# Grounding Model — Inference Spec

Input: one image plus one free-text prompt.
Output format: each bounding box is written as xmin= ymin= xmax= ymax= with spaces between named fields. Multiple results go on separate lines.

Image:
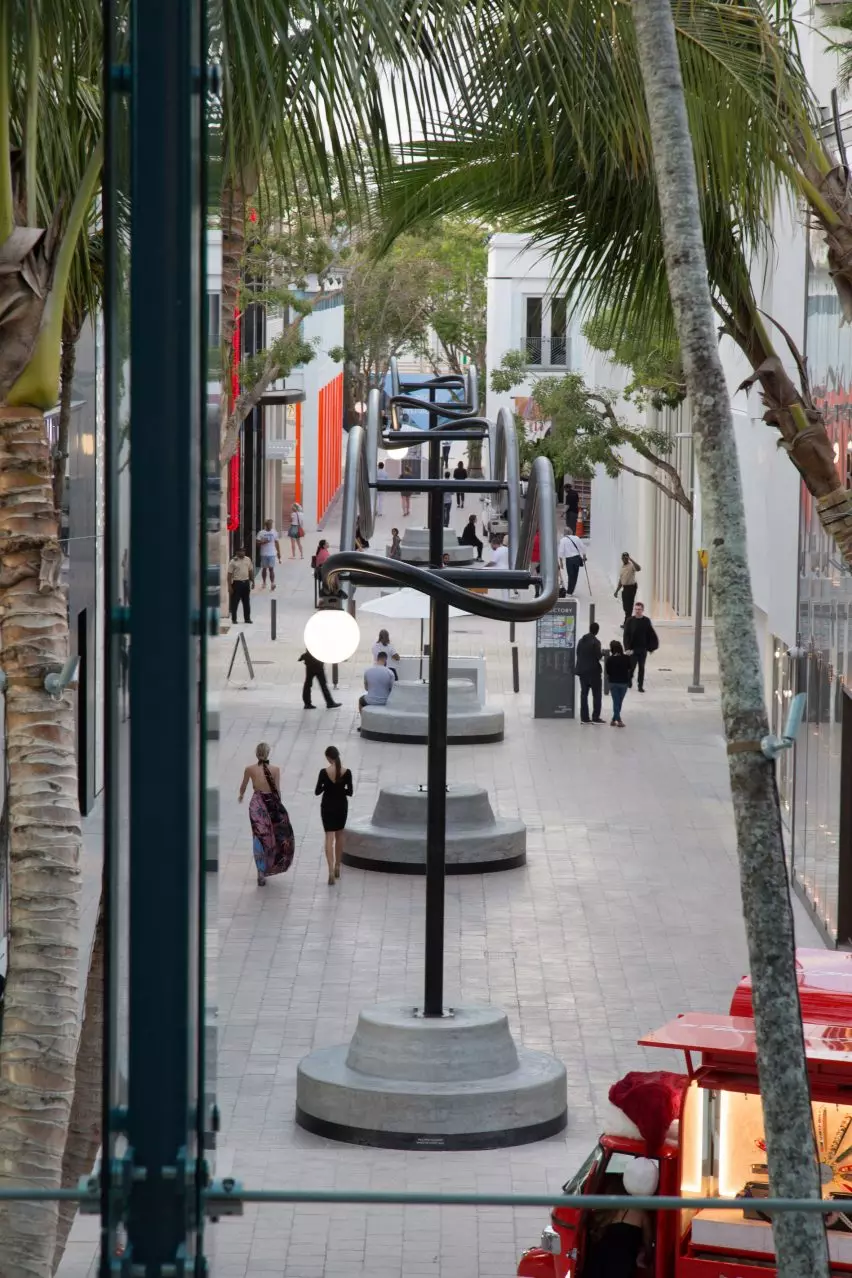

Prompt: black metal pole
xmin=688 ymin=553 xmax=706 ymax=694
xmin=424 ymin=596 xmax=449 ymax=1016
xmin=270 ymin=597 xmax=277 ymax=640
xmin=425 ymin=382 xmax=447 ymax=1016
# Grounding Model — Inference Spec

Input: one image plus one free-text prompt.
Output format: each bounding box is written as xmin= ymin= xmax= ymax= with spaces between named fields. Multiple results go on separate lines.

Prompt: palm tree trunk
xmin=221 ymin=176 xmax=246 ymax=384
xmin=53 ymin=334 xmax=76 ymax=513
xmin=631 ymin=3 xmax=829 ymax=1276
xmin=52 ymin=900 xmax=103 ymax=1275
xmin=0 ymin=407 xmax=81 ymax=1278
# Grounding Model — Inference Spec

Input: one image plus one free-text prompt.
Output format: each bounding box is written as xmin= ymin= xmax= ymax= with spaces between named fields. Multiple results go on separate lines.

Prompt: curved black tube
xmin=323 ymin=455 xmax=558 ymax=623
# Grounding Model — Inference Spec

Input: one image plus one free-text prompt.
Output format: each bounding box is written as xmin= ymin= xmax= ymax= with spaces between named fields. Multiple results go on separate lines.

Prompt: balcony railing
xmin=524 ymin=336 xmax=568 ymax=367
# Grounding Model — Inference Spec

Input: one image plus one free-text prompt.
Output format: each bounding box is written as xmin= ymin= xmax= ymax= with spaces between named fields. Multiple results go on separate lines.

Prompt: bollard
xmin=332 ymin=663 xmax=339 ymax=689
xmin=688 ymin=552 xmax=707 ymax=693
xmin=512 ymin=645 xmax=519 ymax=693
xmin=589 ymin=603 xmax=595 ymax=629
xmin=270 ymin=598 xmax=277 ymax=641
xmin=510 ymin=620 xmax=516 ymax=644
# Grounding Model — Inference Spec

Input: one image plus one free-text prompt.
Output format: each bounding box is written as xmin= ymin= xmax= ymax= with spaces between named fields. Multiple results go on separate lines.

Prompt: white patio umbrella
xmin=359 ymin=588 xmax=469 ymax=678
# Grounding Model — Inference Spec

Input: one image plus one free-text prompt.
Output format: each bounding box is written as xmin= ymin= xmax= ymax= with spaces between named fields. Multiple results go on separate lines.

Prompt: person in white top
xmin=371 ymin=629 xmax=400 ymax=679
xmin=557 ymin=531 xmax=586 ymax=595
xmin=287 ymin=502 xmax=305 ymax=559
xmin=256 ymin=519 xmax=281 ymax=589
xmin=485 ymin=536 xmax=517 ymax=599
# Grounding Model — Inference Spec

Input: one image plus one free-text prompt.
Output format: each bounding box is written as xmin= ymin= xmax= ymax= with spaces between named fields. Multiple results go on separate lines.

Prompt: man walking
xmin=299 ymin=650 xmax=342 ymax=709
xmin=575 ymin=621 xmax=604 ymax=724
xmin=453 ymin=459 xmax=468 ymax=507
xmin=256 ymin=519 xmax=281 ymax=590
xmin=564 ymin=482 xmax=580 ymax=532
xmin=558 ymin=529 xmax=586 ymax=595
xmin=614 ymin=551 xmax=641 ymax=626
xmin=442 ymin=472 xmax=453 ymax=527
xmin=441 ymin=439 xmax=451 ymax=469
xmin=227 ymin=545 xmax=254 ymax=624
xmin=624 ymin=601 xmax=658 ymax=693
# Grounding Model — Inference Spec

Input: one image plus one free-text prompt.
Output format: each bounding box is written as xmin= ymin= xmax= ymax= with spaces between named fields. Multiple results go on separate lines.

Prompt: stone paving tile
xmin=58 ymin=487 xmax=822 ymax=1278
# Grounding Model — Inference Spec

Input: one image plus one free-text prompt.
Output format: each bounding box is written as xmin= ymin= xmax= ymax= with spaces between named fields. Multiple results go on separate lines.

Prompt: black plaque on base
xmin=533 ymin=598 xmax=577 ymax=718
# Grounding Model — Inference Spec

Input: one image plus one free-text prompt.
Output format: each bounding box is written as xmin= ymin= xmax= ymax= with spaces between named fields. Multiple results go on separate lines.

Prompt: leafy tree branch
xmin=491 ymin=352 xmax=693 ymax=514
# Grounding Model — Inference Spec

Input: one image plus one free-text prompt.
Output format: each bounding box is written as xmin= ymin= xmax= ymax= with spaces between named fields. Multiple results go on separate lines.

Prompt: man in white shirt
xmin=358 ymin=652 xmax=396 ymax=716
xmin=485 ymin=536 xmax=517 ymax=599
xmin=256 ymin=519 xmax=281 ymax=590
xmin=558 ymin=531 xmax=586 ymax=595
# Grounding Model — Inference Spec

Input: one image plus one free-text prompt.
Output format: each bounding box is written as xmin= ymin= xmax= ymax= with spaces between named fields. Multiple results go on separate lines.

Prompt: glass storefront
xmin=792 ymin=224 xmax=852 ymax=944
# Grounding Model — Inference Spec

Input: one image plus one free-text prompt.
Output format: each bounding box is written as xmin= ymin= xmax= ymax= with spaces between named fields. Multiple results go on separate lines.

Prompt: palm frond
xmin=376 ymin=0 xmax=818 ymax=349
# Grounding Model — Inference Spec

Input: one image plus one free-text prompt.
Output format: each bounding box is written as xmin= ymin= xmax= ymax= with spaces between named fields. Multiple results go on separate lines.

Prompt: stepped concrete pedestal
xmin=296 ymin=1002 xmax=568 ymax=1150
xmin=361 ymin=679 xmax=504 ymax=744
xmin=387 ymin=526 xmax=474 ymax=564
xmin=344 ymin=784 xmax=526 ymax=874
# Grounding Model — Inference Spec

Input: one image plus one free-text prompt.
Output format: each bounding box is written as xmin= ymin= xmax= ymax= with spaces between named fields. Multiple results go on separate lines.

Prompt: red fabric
xmin=532 ymin=532 xmax=540 ymax=563
xmin=608 ymin=1071 xmax=690 ymax=1154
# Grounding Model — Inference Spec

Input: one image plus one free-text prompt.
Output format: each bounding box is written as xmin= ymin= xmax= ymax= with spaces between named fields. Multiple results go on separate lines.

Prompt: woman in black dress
xmin=315 ymin=745 xmax=353 ymax=885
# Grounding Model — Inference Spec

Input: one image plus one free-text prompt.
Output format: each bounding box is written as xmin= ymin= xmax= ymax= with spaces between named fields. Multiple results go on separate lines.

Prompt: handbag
xmin=647 ymin=625 xmax=660 ymax=653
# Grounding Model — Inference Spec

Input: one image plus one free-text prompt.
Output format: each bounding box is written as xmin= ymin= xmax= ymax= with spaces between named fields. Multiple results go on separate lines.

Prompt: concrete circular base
xmin=296 ymin=1003 xmax=567 ymax=1150
xmin=361 ymin=680 xmax=504 ymax=745
xmin=387 ymin=526 xmax=475 ymax=565
xmin=344 ymin=784 xmax=526 ymax=874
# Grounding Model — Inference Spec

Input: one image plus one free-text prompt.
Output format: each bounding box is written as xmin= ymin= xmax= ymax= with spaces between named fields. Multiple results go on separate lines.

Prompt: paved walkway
xmin=59 ymin=483 xmax=821 ymax=1278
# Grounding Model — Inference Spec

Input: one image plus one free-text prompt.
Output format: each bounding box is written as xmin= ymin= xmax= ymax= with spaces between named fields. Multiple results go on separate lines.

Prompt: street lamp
xmin=304 ymin=609 xmax=360 ymax=664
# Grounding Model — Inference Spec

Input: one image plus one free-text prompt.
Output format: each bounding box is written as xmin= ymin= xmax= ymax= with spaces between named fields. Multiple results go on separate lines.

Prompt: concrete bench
xmin=386 ymin=526 xmax=475 ymax=565
xmin=360 ymin=678 xmax=504 ymax=744
xmin=344 ymin=784 xmax=526 ymax=874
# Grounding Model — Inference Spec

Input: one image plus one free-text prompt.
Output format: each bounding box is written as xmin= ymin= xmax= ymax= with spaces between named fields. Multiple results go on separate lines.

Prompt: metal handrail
xmin=490 ymin=406 xmax=521 ymax=566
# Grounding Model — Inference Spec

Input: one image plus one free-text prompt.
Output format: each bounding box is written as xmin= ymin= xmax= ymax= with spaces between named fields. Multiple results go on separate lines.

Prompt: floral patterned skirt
xmin=249 ymin=790 xmax=295 ymax=876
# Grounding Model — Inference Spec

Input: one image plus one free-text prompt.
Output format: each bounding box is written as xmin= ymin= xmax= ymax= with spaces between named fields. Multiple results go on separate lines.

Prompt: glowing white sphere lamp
xmin=304 ymin=609 xmax=360 ymax=664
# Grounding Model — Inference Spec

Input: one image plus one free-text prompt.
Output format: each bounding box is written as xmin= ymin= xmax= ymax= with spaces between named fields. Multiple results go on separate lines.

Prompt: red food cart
xmin=519 ymin=950 xmax=852 ymax=1278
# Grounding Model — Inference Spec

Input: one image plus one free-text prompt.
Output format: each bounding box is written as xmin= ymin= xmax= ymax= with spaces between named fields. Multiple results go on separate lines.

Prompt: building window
xmin=525 ymin=297 xmax=543 ymax=365
xmin=551 ymin=297 xmax=567 ymax=366
xmin=523 ymin=296 xmax=569 ymax=367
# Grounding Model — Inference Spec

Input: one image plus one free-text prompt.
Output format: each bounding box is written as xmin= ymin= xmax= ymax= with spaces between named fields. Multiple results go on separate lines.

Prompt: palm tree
xmin=0 ymin=4 xmax=102 ymax=1275
xmin=631 ymin=0 xmax=828 ymax=1269
xmin=380 ymin=0 xmax=852 ymax=568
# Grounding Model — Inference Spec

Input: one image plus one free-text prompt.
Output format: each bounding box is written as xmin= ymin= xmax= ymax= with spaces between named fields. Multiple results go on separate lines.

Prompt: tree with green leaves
xmin=491 ymin=350 xmax=692 ymax=513
xmin=335 ymin=231 xmax=440 ymax=421
xmin=379 ymin=0 xmax=852 ymax=572
xmin=582 ymin=309 xmax=685 ymax=412
xmin=219 ymin=191 xmax=340 ymax=464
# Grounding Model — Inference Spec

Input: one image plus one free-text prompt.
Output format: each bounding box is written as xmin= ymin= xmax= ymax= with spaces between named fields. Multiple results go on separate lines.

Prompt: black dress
xmin=315 ymin=768 xmax=353 ymax=832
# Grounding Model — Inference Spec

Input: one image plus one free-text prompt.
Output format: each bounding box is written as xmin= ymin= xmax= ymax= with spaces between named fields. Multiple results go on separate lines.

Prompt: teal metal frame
xmin=103 ymin=0 xmax=207 ymax=1269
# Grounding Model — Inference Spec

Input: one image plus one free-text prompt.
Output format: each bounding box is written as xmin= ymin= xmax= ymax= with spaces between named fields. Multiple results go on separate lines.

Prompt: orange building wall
xmin=316 ymin=373 xmax=344 ymax=524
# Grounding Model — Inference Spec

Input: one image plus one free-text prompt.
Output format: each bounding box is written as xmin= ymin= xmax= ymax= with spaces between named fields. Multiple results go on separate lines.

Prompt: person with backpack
xmin=623 ymin=602 xmax=659 ymax=693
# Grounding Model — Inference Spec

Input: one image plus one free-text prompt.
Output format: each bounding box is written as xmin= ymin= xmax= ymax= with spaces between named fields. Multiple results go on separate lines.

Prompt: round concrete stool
xmin=360 ymin=679 xmax=504 ymax=744
xmin=344 ymin=784 xmax=526 ymax=874
xmin=386 ymin=526 xmax=475 ymax=565
xmin=296 ymin=1002 xmax=567 ymax=1150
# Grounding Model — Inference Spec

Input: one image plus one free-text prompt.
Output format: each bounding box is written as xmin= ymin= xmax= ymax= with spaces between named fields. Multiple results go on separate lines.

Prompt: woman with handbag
xmin=287 ymin=502 xmax=305 ymax=559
